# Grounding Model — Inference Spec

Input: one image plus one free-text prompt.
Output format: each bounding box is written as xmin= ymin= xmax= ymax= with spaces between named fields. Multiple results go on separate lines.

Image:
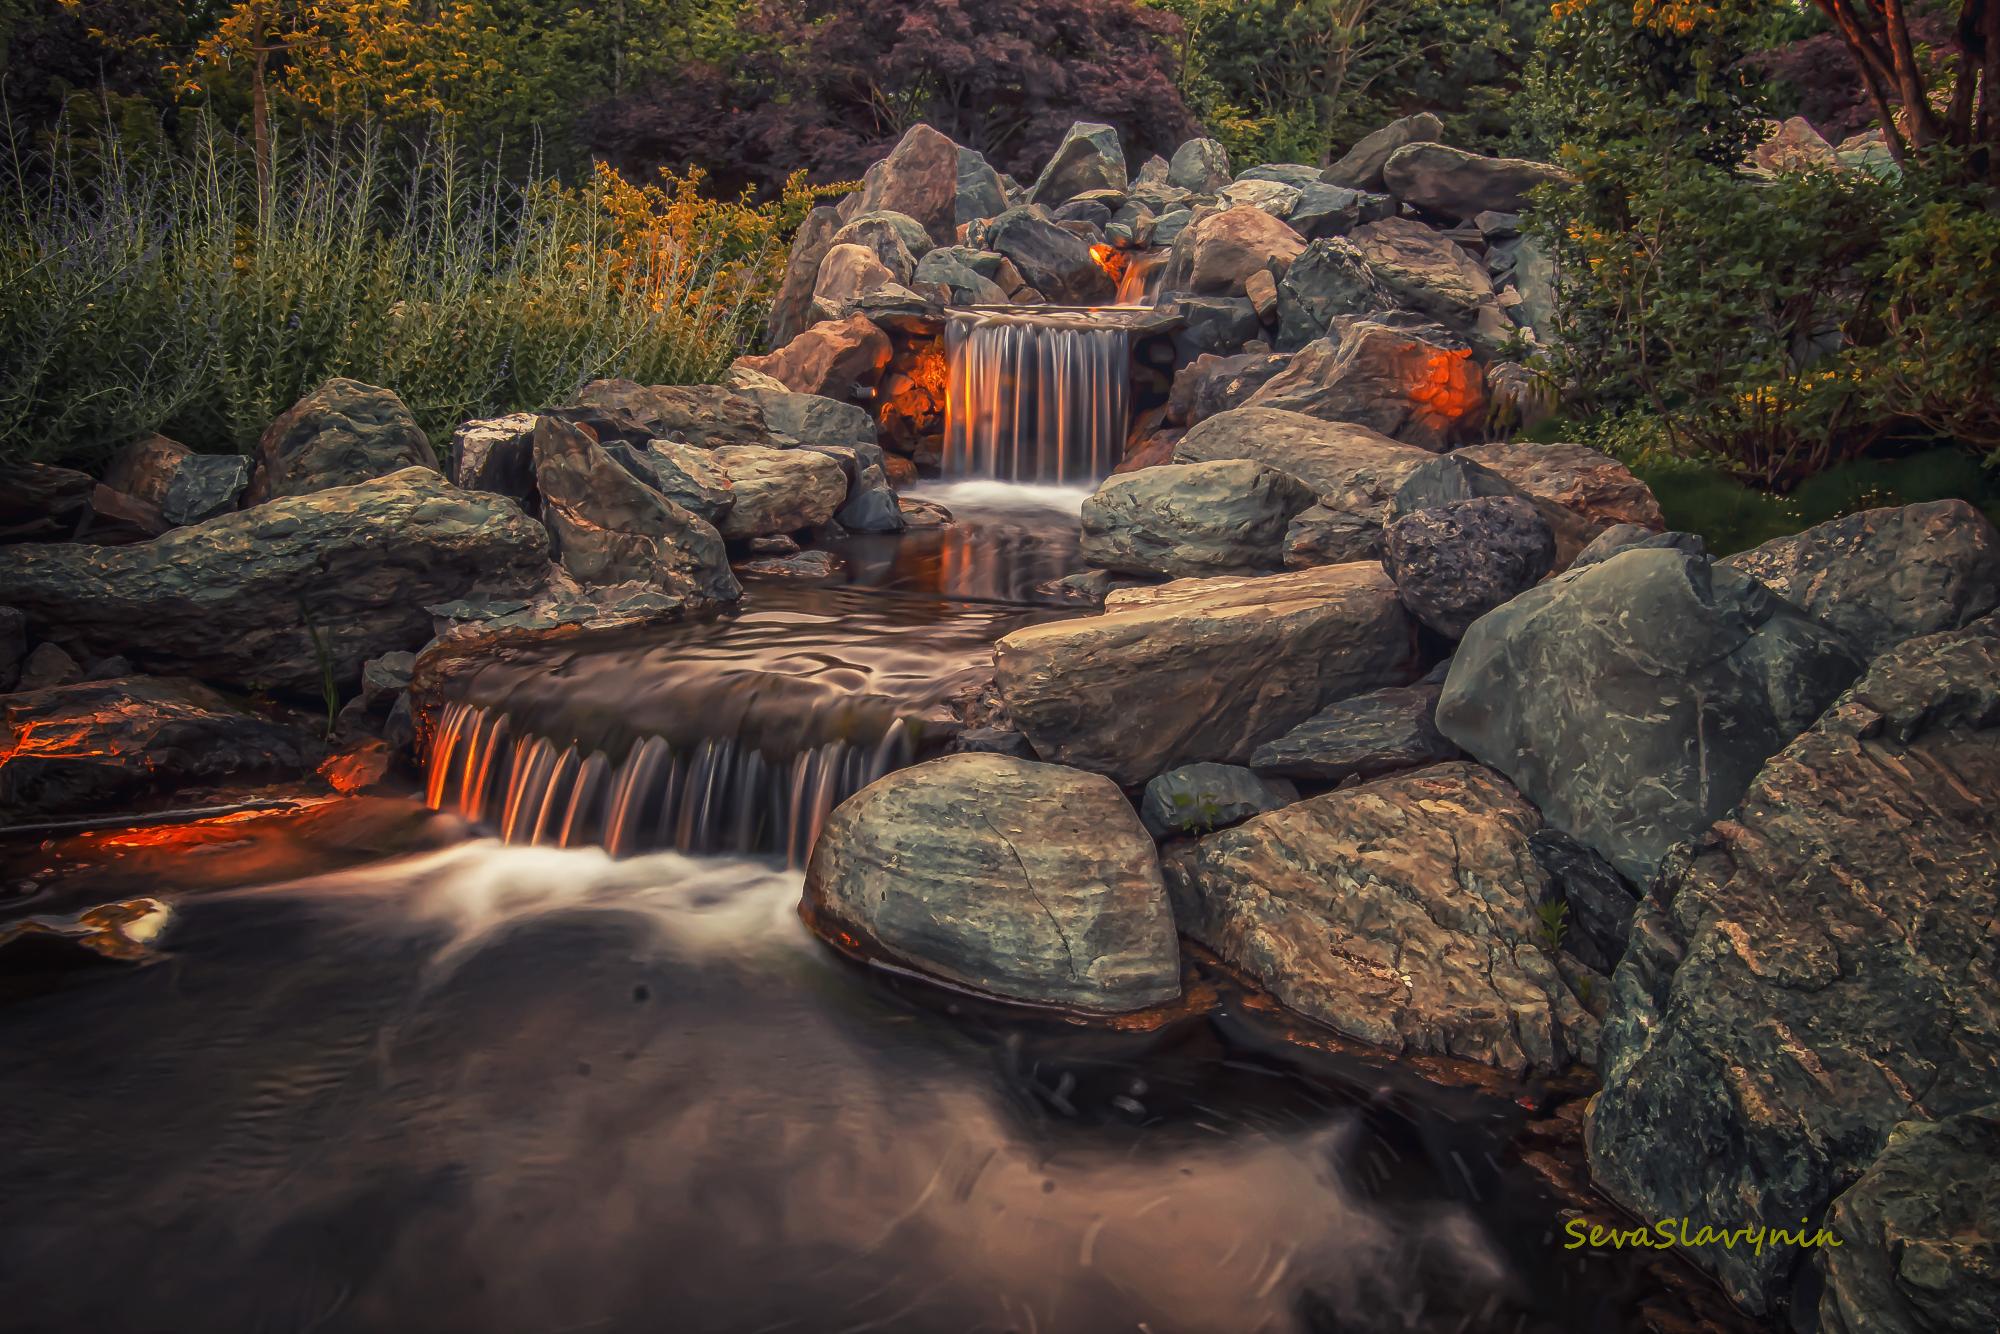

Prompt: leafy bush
xmin=0 ymin=117 xmax=810 ymax=470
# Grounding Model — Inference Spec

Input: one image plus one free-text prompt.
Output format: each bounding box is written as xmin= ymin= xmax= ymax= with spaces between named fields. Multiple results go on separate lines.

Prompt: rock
xmin=830 ymin=210 xmax=931 ymax=273
xmin=1437 ymin=548 xmax=1866 ymax=884
xmin=1388 ymin=452 xmax=1518 ymax=518
xmin=740 ymin=550 xmax=843 ymax=579
xmin=1149 ymin=207 xmax=1195 ymax=247
xmin=0 ymin=469 xmax=548 ymax=695
xmin=0 ymin=606 xmax=23 ymax=691
xmin=1348 ymin=217 xmax=1499 ymax=335
xmin=1172 ymin=406 xmax=1434 ymax=510
xmin=913 ymin=247 xmax=1010 ymax=305
xmin=1244 ymin=268 xmax=1279 ymax=324
xmin=1383 ymin=496 xmax=1556 ymax=639
xmin=161 ymin=454 xmax=250 ymax=526
xmin=1571 ymin=523 xmax=1707 ymax=568
xmin=711 ymin=446 xmax=847 ymax=538
xmin=1218 ymin=178 xmax=1301 ymax=218
xmin=1833 ymin=127 xmax=1899 ymax=179
xmin=1821 ymin=1107 xmax=2000 ymax=1334
xmin=0 ymin=676 xmax=315 ymax=816
xmin=246 ymin=377 xmax=440 ymax=503
xmin=1079 ymin=460 xmax=1317 ymax=578
xmin=533 ymin=417 xmax=738 ymax=602
xmin=1721 ymin=500 xmax=2000 ymax=661
xmin=569 ymin=380 xmax=777 ymax=449
xmin=1484 ymin=360 xmax=1559 ymax=437
xmin=1166 ymin=297 xmax=1263 ymax=361
xmin=994 ymin=562 xmax=1419 ymax=785
xmin=0 ymin=897 xmax=172 ymax=974
xmin=834 ymin=464 xmax=905 ymax=534
xmin=1167 ymin=138 xmax=1232 ymax=193
xmin=1276 ymin=238 xmax=1399 ymax=351
xmin=803 ymin=753 xmax=1180 ymax=1012
xmin=850 ymin=125 xmax=996 ymax=246
xmin=1749 ymin=115 xmax=1840 ymax=174
xmin=1525 ymin=828 xmax=1638 ymax=976
xmin=1245 ymin=320 xmax=1488 ymax=451
xmin=450 ymin=412 xmax=540 ymax=502
xmin=738 ymin=389 xmax=877 ymax=449
xmin=17 ymin=641 xmax=83 ymax=691
xmin=732 ymin=314 xmax=893 ymax=400
xmin=635 ymin=440 xmax=737 ymax=525
xmin=1586 ymin=615 xmax=2000 ymax=1314
xmin=1163 ymin=206 xmax=1306 ymax=298
xmin=812 ymin=242 xmax=899 ymax=310
xmin=1163 ymin=761 xmax=1596 ymax=1073
xmin=955 ymin=147 xmax=1009 ymax=225
xmin=1028 ymin=121 xmax=1128 ymax=207
xmin=1249 ymin=682 xmax=1458 ymax=782
xmin=1051 ymin=199 xmax=1113 ymax=231
xmin=984 ymin=207 xmax=1116 ymax=305
xmin=1140 ymin=762 xmax=1297 ymax=838
xmin=948 ymin=726 xmax=1036 ymax=759
xmin=768 ymin=205 xmax=843 ymax=348
xmin=1287 ymin=183 xmax=1395 ymax=240
xmin=1381 ymin=143 xmax=1567 ymax=219
xmin=1165 ymin=352 xmax=1292 ymax=428
xmin=0 ymin=462 xmax=94 ymax=540
xmin=1453 ymin=441 xmax=1667 ymax=534
xmin=1283 ymin=504 xmax=1384 ymax=568
xmin=102 ymin=433 xmax=192 ymax=508
xmin=1323 ymin=112 xmax=1445 ymax=191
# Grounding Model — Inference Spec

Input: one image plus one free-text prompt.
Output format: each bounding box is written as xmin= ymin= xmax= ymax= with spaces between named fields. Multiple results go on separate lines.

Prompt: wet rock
xmin=803 ymin=752 xmax=1180 ymax=1012
xmin=450 ymin=412 xmax=540 ymax=502
xmin=1383 ymin=496 xmax=1556 ymax=639
xmin=1246 ymin=320 xmax=1488 ymax=451
xmin=1275 ymin=238 xmax=1399 ymax=352
xmin=1173 ymin=405 xmax=1435 ymax=510
xmin=1571 ymin=523 xmax=1707 ymax=568
xmin=570 ymin=379 xmax=778 ymax=449
xmin=1721 ymin=500 xmax=2000 ymax=660
xmin=711 ymin=446 xmax=847 ymax=538
xmin=0 ymin=469 xmax=548 ymax=695
xmin=1249 ymin=682 xmax=1457 ymax=782
xmin=1821 ymin=1107 xmax=2000 ymax=1334
xmin=984 ymin=207 xmax=1116 ymax=305
xmin=1140 ymin=762 xmax=1296 ymax=838
xmin=1167 ymin=138 xmax=1232 ymax=193
xmin=1323 ymin=112 xmax=1445 ymax=192
xmin=0 ymin=606 xmax=23 ymax=691
xmin=1381 ymin=143 xmax=1567 ymax=219
xmin=834 ymin=464 xmax=904 ymax=534
xmin=731 ymin=314 xmax=894 ymax=402
xmin=0 ymin=897 xmax=173 ymax=975
xmin=1348 ymin=217 xmax=1500 ymax=337
xmin=1453 ymin=441 xmax=1667 ymax=535
xmin=739 ymin=550 xmax=844 ymax=579
xmin=16 ymin=642 xmax=83 ymax=691
xmin=994 ymin=562 xmax=1419 ymax=786
xmin=247 ymin=377 xmax=440 ymax=503
xmin=1163 ymin=205 xmax=1306 ymax=298
xmin=1080 ymin=460 xmax=1317 ymax=578
xmin=1438 ymin=548 xmax=1866 ymax=884
xmin=0 ymin=676 xmax=316 ymax=816
xmin=767 ymin=205 xmax=843 ymax=349
xmin=898 ymin=496 xmax=953 ymax=528
xmin=1282 ymin=504 xmax=1384 ymax=568
xmin=1163 ymin=761 xmax=1596 ymax=1073
xmin=1166 ymin=352 xmax=1293 ymax=428
xmin=948 ymin=725 xmax=1037 ymax=759
xmin=534 ymin=417 xmax=738 ymax=602
xmin=1587 ymin=615 xmax=2000 ymax=1315
xmin=1525 ymin=828 xmax=1638 ymax=977
xmin=1028 ymin=121 xmax=1128 ymax=207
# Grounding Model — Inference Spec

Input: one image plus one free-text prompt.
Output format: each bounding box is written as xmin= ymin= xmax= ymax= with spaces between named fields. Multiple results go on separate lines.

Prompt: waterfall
xmin=1115 ymin=251 xmax=1168 ymax=306
xmin=942 ymin=309 xmax=1131 ymax=484
xmin=425 ymin=700 xmax=918 ymax=865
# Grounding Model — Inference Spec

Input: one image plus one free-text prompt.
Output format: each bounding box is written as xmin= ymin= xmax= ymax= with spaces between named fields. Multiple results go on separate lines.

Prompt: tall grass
xmin=1 ymin=117 xmax=782 ymax=470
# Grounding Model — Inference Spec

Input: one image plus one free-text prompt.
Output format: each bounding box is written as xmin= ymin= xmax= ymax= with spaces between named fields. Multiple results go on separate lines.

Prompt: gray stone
xmin=1163 ymin=761 xmax=1597 ymax=1073
xmin=829 ymin=210 xmax=931 ymax=279
xmin=738 ymin=387 xmax=878 ymax=448
xmin=247 ymin=378 xmax=440 ymax=503
xmin=1172 ymin=406 xmax=1434 ymax=508
xmin=1323 ymin=113 xmax=1445 ymax=191
xmin=1245 ymin=320 xmax=1488 ymax=451
xmin=1276 ymin=238 xmax=1399 ymax=352
xmin=0 ymin=469 xmax=548 ymax=695
xmin=1166 ymin=297 xmax=1263 ymax=361
xmin=994 ymin=563 xmax=1419 ymax=786
xmin=850 ymin=125 xmax=997 ymax=247
xmin=1283 ymin=504 xmax=1384 ymax=568
xmin=1286 ymin=183 xmax=1395 ymax=240
xmin=803 ymin=752 xmax=1180 ymax=1012
xmin=1140 ymin=762 xmax=1297 ymax=838
xmin=1051 ymin=198 xmax=1113 ymax=231
xmin=834 ymin=463 xmax=905 ymax=533
xmin=767 ymin=205 xmax=842 ymax=348
xmin=1168 ymin=138 xmax=1232 ymax=193
xmin=1381 ymin=143 xmax=1568 ymax=219
xmin=1348 ymin=217 xmax=1501 ymax=338
xmin=913 ymin=247 xmax=1010 ymax=305
xmin=1525 ymin=828 xmax=1637 ymax=977
xmin=159 ymin=454 xmax=250 ymax=525
xmin=1383 ymin=495 xmax=1557 ymax=639
xmin=532 ymin=417 xmax=739 ymax=602
xmin=1165 ymin=352 xmax=1293 ymax=428
xmin=1028 ymin=121 xmax=1128 ymax=207
xmin=1249 ymin=682 xmax=1458 ymax=782
xmin=1149 ymin=207 xmax=1195 ymax=247
xmin=640 ymin=440 xmax=737 ymax=525
xmin=1438 ymin=548 xmax=1866 ymax=885
xmin=985 ymin=207 xmax=1116 ymax=305
xmin=1389 ymin=453 xmax=1520 ymax=519
xmin=1723 ymin=500 xmax=2000 ymax=661
xmin=570 ymin=380 xmax=777 ymax=449
xmin=449 ymin=413 xmax=539 ymax=502
xmin=711 ymin=445 xmax=848 ymax=538
xmin=1080 ymin=459 xmax=1317 ymax=578
xmin=1587 ymin=615 xmax=2000 ymax=1315
xmin=1454 ymin=441 xmax=1667 ymax=535
xmin=1571 ymin=523 xmax=1707 ymax=568
xmin=1218 ymin=178 xmax=1301 ymax=218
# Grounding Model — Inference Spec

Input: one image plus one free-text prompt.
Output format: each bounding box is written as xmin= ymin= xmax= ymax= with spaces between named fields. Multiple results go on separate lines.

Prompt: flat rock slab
xmin=1249 ymin=682 xmax=1458 ymax=782
xmin=994 ymin=562 xmax=1419 ymax=786
xmin=1163 ymin=761 xmax=1597 ymax=1074
xmin=1173 ymin=406 xmax=1434 ymax=510
xmin=803 ymin=753 xmax=1180 ymax=1013
xmin=1079 ymin=459 xmax=1316 ymax=578
xmin=711 ymin=446 xmax=848 ymax=538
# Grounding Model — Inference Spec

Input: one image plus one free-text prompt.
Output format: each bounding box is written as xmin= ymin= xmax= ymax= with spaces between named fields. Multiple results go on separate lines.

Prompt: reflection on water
xmin=0 ymin=835 xmax=1745 ymax=1334
xmin=820 ymin=481 xmax=1088 ymax=605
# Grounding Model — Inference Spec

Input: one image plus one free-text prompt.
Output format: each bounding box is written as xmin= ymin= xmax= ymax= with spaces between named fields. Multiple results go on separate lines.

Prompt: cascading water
xmin=942 ymin=308 xmax=1132 ymax=484
xmin=1115 ymin=250 xmax=1168 ymax=305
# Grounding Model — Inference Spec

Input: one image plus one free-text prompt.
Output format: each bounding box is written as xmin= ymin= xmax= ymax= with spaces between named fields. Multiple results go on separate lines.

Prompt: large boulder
xmin=246 ymin=378 xmax=439 ymax=503
xmin=710 ymin=445 xmax=847 ymax=538
xmin=1586 ymin=615 xmax=2000 ymax=1316
xmin=0 ymin=469 xmax=547 ymax=695
xmin=812 ymin=242 xmax=900 ymax=311
xmin=1347 ymin=217 xmax=1499 ymax=335
xmin=983 ymin=207 xmax=1115 ymax=305
xmin=1821 ymin=1107 xmax=2000 ymax=1334
xmin=1283 ymin=504 xmax=1384 ymax=568
xmin=1248 ymin=682 xmax=1458 ymax=782
xmin=1027 ymin=121 xmax=1127 ymax=207
xmin=1244 ymin=320 xmax=1488 ymax=451
xmin=732 ymin=314 xmax=893 ymax=401
xmin=627 ymin=440 xmax=736 ymax=526
xmin=803 ymin=753 xmax=1180 ymax=1012
xmin=1163 ymin=761 xmax=1597 ymax=1073
xmin=1381 ymin=143 xmax=1567 ymax=219
xmin=1165 ymin=351 xmax=1293 ymax=428
xmin=1287 ymin=183 xmax=1395 ymax=240
xmin=1722 ymin=500 xmax=2000 ymax=661
xmin=1167 ymin=137 xmax=1232 ymax=193
xmin=1453 ymin=440 xmax=1667 ymax=534
xmin=102 ymin=435 xmax=250 ymax=526
xmin=1438 ymin=548 xmax=1865 ymax=885
xmin=1172 ymin=406 xmax=1435 ymax=512
xmin=569 ymin=380 xmax=777 ymax=449
xmin=1323 ymin=113 xmax=1445 ymax=192
xmin=734 ymin=388 xmax=877 ymax=449
xmin=532 ymin=417 xmax=737 ymax=602
xmin=828 ymin=211 xmax=931 ymax=275
xmin=1079 ymin=459 xmax=1317 ymax=578
xmin=767 ymin=205 xmax=843 ymax=349
xmin=1275 ymin=238 xmax=1398 ymax=351
xmin=850 ymin=125 xmax=1003 ymax=246
xmin=1163 ymin=206 xmax=1306 ymax=298
xmin=994 ymin=562 xmax=1419 ymax=785
xmin=0 ymin=676 xmax=315 ymax=817
xmin=450 ymin=412 xmax=539 ymax=502
xmin=1382 ymin=495 xmax=1557 ymax=638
